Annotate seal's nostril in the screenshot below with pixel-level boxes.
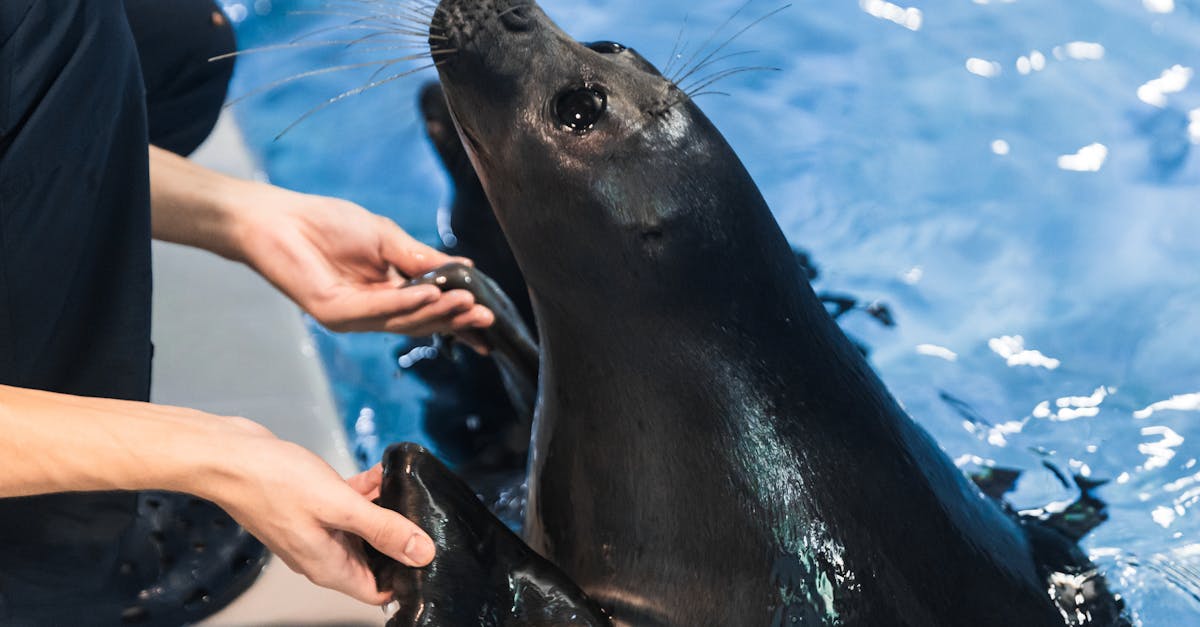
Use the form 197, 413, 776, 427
499, 4, 533, 32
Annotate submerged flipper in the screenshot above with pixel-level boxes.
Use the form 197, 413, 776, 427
969, 466, 1129, 624
367, 443, 611, 626
969, 465, 1112, 543
818, 292, 895, 327
1042, 476, 1112, 543
407, 263, 539, 425
969, 466, 1023, 500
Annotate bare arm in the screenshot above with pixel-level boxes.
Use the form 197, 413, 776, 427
148, 145, 493, 335
0, 384, 431, 604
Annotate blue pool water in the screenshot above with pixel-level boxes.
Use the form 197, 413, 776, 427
223, 0, 1200, 621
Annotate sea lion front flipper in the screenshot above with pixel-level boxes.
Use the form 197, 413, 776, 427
1041, 476, 1111, 543
969, 466, 1023, 500
367, 443, 611, 626
407, 263, 539, 425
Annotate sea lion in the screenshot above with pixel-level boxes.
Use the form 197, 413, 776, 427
372, 0, 1129, 624
401, 81, 888, 477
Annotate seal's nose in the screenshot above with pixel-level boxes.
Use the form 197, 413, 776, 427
432, 0, 536, 37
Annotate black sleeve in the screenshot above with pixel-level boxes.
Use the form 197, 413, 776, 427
124, 0, 237, 156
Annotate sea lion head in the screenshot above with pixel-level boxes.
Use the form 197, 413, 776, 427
430, 0, 792, 314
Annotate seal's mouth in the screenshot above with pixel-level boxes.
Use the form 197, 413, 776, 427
438, 93, 493, 190
451, 104, 487, 160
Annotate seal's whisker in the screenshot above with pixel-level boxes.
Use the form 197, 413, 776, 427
276, 62, 438, 140
364, 61, 404, 84
386, 2, 438, 19
686, 90, 731, 99
681, 65, 779, 96
338, 29, 427, 49
661, 14, 691, 78
668, 0, 753, 83
309, 1, 436, 18
296, 26, 437, 45
208, 39, 382, 62
364, 48, 453, 82
289, 22, 401, 43
671, 3, 789, 85
320, 0, 437, 21
301, 21, 431, 39
285, 6, 436, 41
323, 0, 423, 8
226, 55, 433, 109
345, 42, 436, 54
301, 7, 435, 32
495, 5, 525, 20
673, 50, 757, 84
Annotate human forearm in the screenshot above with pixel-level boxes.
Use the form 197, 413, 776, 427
0, 384, 246, 499
0, 383, 436, 603
147, 145, 493, 337
148, 144, 255, 261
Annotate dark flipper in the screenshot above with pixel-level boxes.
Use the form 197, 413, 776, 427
818, 291, 896, 327
969, 466, 1023, 500
408, 263, 539, 428
367, 444, 611, 626
969, 465, 1112, 542
1041, 475, 1112, 544
793, 247, 819, 281
1024, 520, 1130, 627
969, 467, 1130, 625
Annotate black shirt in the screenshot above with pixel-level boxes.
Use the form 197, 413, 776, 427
0, 0, 152, 620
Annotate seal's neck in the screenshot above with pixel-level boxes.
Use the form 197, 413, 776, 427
528, 192, 842, 391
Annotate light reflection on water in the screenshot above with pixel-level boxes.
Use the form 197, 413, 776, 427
224, 0, 1200, 621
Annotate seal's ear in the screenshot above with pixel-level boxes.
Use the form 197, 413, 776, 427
366, 443, 611, 626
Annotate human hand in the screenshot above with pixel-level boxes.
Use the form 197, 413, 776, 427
0, 385, 431, 605
236, 183, 494, 338
206, 425, 431, 604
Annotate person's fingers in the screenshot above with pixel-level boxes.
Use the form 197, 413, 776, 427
374, 290, 476, 334
358, 584, 394, 606
447, 307, 495, 355
297, 540, 388, 604
378, 218, 456, 277
386, 299, 491, 335
348, 464, 384, 498
337, 499, 436, 567
454, 305, 495, 329
326, 573, 389, 605
315, 285, 443, 332
326, 531, 394, 604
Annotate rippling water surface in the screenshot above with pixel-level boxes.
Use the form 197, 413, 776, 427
224, 0, 1200, 621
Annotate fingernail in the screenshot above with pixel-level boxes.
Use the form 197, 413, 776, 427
404, 533, 435, 565
413, 286, 440, 303
473, 308, 495, 328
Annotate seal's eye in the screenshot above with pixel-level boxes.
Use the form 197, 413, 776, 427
585, 41, 626, 54
554, 87, 607, 133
